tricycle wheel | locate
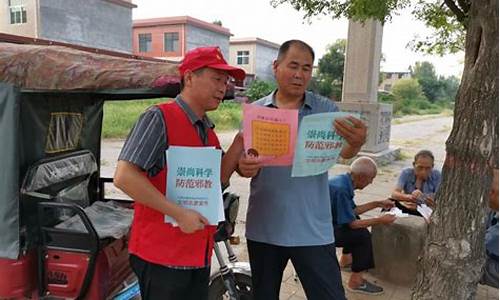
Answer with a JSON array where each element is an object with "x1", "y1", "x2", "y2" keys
[{"x1": 208, "y1": 273, "x2": 252, "y2": 300}]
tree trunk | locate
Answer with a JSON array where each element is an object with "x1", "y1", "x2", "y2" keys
[{"x1": 412, "y1": 0, "x2": 498, "y2": 299}]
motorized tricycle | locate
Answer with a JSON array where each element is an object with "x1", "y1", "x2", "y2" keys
[{"x1": 0, "y1": 32, "x2": 249, "y2": 299}]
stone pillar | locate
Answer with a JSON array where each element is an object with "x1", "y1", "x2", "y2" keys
[{"x1": 338, "y1": 19, "x2": 398, "y2": 162}]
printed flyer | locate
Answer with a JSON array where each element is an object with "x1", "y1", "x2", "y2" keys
[
  {"x1": 165, "y1": 146, "x2": 224, "y2": 225},
  {"x1": 242, "y1": 103, "x2": 298, "y2": 166},
  {"x1": 291, "y1": 112, "x2": 358, "y2": 177}
]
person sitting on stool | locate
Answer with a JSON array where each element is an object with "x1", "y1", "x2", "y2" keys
[
  {"x1": 329, "y1": 157, "x2": 396, "y2": 295},
  {"x1": 391, "y1": 150, "x2": 441, "y2": 216}
]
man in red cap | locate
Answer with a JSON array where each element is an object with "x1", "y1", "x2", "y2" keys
[{"x1": 114, "y1": 46, "x2": 245, "y2": 300}]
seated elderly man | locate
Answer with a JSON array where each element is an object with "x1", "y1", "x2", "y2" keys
[
  {"x1": 481, "y1": 169, "x2": 499, "y2": 288},
  {"x1": 329, "y1": 157, "x2": 396, "y2": 295},
  {"x1": 391, "y1": 150, "x2": 441, "y2": 216}
]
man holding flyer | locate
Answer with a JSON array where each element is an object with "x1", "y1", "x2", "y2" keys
[
  {"x1": 113, "y1": 46, "x2": 244, "y2": 300},
  {"x1": 235, "y1": 40, "x2": 367, "y2": 299}
]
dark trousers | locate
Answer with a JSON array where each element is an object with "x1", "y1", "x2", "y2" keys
[
  {"x1": 129, "y1": 254, "x2": 210, "y2": 300},
  {"x1": 334, "y1": 226, "x2": 375, "y2": 273},
  {"x1": 247, "y1": 239, "x2": 346, "y2": 300}
]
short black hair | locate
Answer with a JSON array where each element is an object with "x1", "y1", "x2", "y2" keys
[
  {"x1": 414, "y1": 150, "x2": 435, "y2": 163},
  {"x1": 276, "y1": 40, "x2": 315, "y2": 63}
]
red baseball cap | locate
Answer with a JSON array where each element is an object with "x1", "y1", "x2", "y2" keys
[{"x1": 179, "y1": 46, "x2": 246, "y2": 81}]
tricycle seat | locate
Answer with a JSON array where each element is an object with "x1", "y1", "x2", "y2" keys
[{"x1": 20, "y1": 150, "x2": 134, "y2": 299}]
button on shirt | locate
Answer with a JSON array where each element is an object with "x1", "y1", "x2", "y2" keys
[
  {"x1": 329, "y1": 173, "x2": 356, "y2": 227},
  {"x1": 397, "y1": 168, "x2": 442, "y2": 195},
  {"x1": 245, "y1": 90, "x2": 339, "y2": 247}
]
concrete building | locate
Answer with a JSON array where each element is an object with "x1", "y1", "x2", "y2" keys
[
  {"x1": 229, "y1": 37, "x2": 280, "y2": 86},
  {"x1": 0, "y1": 0, "x2": 136, "y2": 53},
  {"x1": 379, "y1": 70, "x2": 412, "y2": 91},
  {"x1": 132, "y1": 16, "x2": 231, "y2": 62}
]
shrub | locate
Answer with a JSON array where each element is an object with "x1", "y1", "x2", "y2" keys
[
  {"x1": 392, "y1": 78, "x2": 426, "y2": 101},
  {"x1": 245, "y1": 79, "x2": 276, "y2": 101}
]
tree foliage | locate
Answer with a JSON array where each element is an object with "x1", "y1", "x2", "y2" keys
[
  {"x1": 391, "y1": 78, "x2": 425, "y2": 101},
  {"x1": 244, "y1": 79, "x2": 276, "y2": 101},
  {"x1": 409, "y1": 1, "x2": 466, "y2": 55},
  {"x1": 271, "y1": 0, "x2": 411, "y2": 23},
  {"x1": 309, "y1": 39, "x2": 346, "y2": 100},
  {"x1": 271, "y1": 0, "x2": 467, "y2": 55},
  {"x1": 318, "y1": 39, "x2": 346, "y2": 80},
  {"x1": 412, "y1": 61, "x2": 460, "y2": 102},
  {"x1": 412, "y1": 61, "x2": 440, "y2": 101}
]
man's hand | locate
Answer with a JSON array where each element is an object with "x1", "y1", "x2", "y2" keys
[
  {"x1": 378, "y1": 199, "x2": 395, "y2": 210},
  {"x1": 425, "y1": 195, "x2": 435, "y2": 208},
  {"x1": 411, "y1": 189, "x2": 423, "y2": 200},
  {"x1": 175, "y1": 208, "x2": 209, "y2": 234},
  {"x1": 334, "y1": 116, "x2": 367, "y2": 148},
  {"x1": 404, "y1": 193, "x2": 417, "y2": 202},
  {"x1": 378, "y1": 214, "x2": 397, "y2": 224},
  {"x1": 237, "y1": 154, "x2": 261, "y2": 178}
]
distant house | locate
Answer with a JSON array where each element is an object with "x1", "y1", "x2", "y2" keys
[
  {"x1": 0, "y1": 0, "x2": 136, "y2": 53},
  {"x1": 132, "y1": 16, "x2": 231, "y2": 62},
  {"x1": 379, "y1": 70, "x2": 412, "y2": 92},
  {"x1": 229, "y1": 37, "x2": 280, "y2": 86}
]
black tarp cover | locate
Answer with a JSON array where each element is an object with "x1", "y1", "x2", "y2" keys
[{"x1": 0, "y1": 42, "x2": 182, "y2": 259}]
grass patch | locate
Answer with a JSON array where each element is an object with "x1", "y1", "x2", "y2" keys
[
  {"x1": 102, "y1": 99, "x2": 243, "y2": 139},
  {"x1": 207, "y1": 101, "x2": 242, "y2": 131},
  {"x1": 395, "y1": 150, "x2": 411, "y2": 161},
  {"x1": 102, "y1": 98, "x2": 168, "y2": 139}
]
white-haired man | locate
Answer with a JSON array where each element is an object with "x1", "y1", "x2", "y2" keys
[{"x1": 329, "y1": 157, "x2": 396, "y2": 295}]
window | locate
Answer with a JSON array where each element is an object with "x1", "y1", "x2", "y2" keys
[
  {"x1": 385, "y1": 73, "x2": 392, "y2": 79},
  {"x1": 45, "y1": 113, "x2": 83, "y2": 154},
  {"x1": 138, "y1": 33, "x2": 152, "y2": 52},
  {"x1": 164, "y1": 32, "x2": 179, "y2": 52},
  {"x1": 9, "y1": 0, "x2": 27, "y2": 24},
  {"x1": 237, "y1": 51, "x2": 250, "y2": 65},
  {"x1": 398, "y1": 73, "x2": 404, "y2": 79}
]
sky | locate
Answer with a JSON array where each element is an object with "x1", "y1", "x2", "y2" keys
[{"x1": 132, "y1": 0, "x2": 464, "y2": 77}]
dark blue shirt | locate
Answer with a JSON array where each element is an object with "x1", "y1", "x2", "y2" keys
[
  {"x1": 486, "y1": 212, "x2": 499, "y2": 258},
  {"x1": 329, "y1": 173, "x2": 356, "y2": 227},
  {"x1": 396, "y1": 168, "x2": 441, "y2": 195}
]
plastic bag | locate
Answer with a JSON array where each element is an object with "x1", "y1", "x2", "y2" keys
[{"x1": 56, "y1": 201, "x2": 133, "y2": 239}]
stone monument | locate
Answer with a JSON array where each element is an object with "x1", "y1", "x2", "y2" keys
[{"x1": 338, "y1": 19, "x2": 399, "y2": 163}]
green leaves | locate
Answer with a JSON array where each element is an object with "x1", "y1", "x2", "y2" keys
[
  {"x1": 270, "y1": 0, "x2": 411, "y2": 23},
  {"x1": 408, "y1": 0, "x2": 466, "y2": 55},
  {"x1": 270, "y1": 0, "x2": 467, "y2": 55},
  {"x1": 309, "y1": 39, "x2": 346, "y2": 99},
  {"x1": 244, "y1": 79, "x2": 277, "y2": 101}
]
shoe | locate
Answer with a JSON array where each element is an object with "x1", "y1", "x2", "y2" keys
[{"x1": 347, "y1": 280, "x2": 384, "y2": 295}]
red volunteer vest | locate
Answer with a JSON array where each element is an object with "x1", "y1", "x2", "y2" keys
[{"x1": 128, "y1": 101, "x2": 220, "y2": 267}]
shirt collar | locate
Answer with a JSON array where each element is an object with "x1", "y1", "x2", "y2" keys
[
  {"x1": 262, "y1": 89, "x2": 313, "y2": 110},
  {"x1": 175, "y1": 95, "x2": 215, "y2": 128},
  {"x1": 345, "y1": 173, "x2": 355, "y2": 196}
]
